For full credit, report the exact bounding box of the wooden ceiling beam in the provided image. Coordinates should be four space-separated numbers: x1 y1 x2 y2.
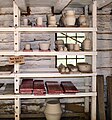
54 0 72 13
97 0 112 9
15 0 27 11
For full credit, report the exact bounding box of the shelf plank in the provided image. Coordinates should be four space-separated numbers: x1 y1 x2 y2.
17 27 97 32
0 92 97 99
0 51 15 55
0 27 15 32
0 50 97 56
0 73 15 78
16 50 97 56
16 72 97 78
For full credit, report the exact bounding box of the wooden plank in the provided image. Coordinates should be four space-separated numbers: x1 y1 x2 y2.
3 83 14 95
54 0 72 13
106 76 112 120
96 75 106 120
15 0 27 11
98 0 112 9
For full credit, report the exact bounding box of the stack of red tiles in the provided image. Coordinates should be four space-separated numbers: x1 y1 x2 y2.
20 79 33 94
61 81 79 93
33 80 46 95
46 81 63 94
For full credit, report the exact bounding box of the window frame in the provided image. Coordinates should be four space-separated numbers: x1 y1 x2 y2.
55 33 85 67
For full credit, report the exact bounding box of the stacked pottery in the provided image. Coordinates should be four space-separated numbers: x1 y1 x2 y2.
44 100 62 120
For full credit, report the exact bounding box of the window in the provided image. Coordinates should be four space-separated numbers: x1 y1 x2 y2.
56 33 85 67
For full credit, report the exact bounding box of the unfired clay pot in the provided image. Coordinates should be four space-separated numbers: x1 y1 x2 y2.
44 100 62 120
62 10 76 26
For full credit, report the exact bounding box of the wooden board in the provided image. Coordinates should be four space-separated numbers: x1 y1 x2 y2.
3 83 14 95
96 75 106 120
106 76 112 120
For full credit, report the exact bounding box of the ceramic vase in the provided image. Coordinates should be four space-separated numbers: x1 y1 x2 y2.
44 100 62 120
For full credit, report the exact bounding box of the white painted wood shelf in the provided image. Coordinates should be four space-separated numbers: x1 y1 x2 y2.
0 92 97 99
16 72 97 78
0 1 97 120
17 27 97 32
0 50 97 56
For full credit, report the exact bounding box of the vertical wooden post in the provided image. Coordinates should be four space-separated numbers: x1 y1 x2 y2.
15 98 20 120
91 1 97 120
13 1 21 120
97 75 106 120
106 76 112 120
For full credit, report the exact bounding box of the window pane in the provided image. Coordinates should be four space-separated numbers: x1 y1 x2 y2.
57 55 66 59
67 33 76 36
77 33 85 36
67 59 76 66
67 55 76 58
77 59 85 63
67 38 76 44
57 33 65 37
77 37 85 43
57 59 66 67
77 55 85 58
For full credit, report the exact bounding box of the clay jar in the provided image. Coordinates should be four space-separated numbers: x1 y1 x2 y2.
48 15 56 25
44 100 62 120
38 42 51 51
24 43 31 50
79 15 87 26
63 10 76 26
82 38 92 51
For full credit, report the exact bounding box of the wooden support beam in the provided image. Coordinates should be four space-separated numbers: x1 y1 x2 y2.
54 0 72 13
15 0 27 11
98 0 112 9
96 75 106 120
106 76 112 120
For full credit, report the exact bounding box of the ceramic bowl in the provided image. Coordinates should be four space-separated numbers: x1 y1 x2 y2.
39 42 50 51
77 63 92 73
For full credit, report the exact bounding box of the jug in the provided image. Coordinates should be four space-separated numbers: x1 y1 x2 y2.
62 10 76 26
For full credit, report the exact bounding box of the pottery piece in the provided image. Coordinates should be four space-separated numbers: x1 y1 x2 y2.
62 10 76 26
77 63 92 73
48 15 56 25
23 18 28 26
78 15 87 26
67 44 74 51
73 44 80 51
37 17 43 26
39 42 51 51
44 100 62 120
55 40 64 45
24 43 31 50
82 37 92 51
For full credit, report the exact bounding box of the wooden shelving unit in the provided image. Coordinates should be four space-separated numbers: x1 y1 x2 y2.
0 0 97 120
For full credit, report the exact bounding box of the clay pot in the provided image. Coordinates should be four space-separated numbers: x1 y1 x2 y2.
79 15 87 24
82 37 92 51
48 15 56 25
77 63 92 73
62 10 76 26
44 100 62 120
38 42 51 51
